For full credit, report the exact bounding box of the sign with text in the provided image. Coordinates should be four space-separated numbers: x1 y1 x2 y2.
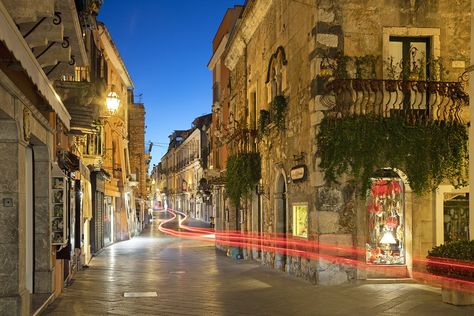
290 165 307 182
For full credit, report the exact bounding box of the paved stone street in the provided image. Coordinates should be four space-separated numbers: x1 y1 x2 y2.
43 213 474 316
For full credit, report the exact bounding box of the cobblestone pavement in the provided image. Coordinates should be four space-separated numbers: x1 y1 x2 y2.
43 212 474 316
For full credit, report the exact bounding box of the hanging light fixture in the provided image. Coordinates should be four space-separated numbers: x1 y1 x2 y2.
106 91 120 113
380 230 397 245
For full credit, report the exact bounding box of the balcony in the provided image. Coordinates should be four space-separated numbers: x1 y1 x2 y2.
54 77 106 131
321 79 468 123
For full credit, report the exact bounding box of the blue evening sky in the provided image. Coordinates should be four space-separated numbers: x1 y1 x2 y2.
98 1 244 168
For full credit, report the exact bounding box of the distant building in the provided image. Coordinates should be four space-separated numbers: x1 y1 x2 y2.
157 114 212 221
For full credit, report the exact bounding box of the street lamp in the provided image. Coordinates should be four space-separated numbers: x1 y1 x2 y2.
106 91 120 113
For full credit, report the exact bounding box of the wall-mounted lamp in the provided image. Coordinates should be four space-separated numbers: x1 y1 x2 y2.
106 91 120 113
293 152 305 162
256 183 270 200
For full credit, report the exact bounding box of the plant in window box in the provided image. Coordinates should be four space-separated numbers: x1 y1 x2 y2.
355 55 378 80
427 240 474 305
258 109 271 136
271 95 287 131
332 55 352 79
428 57 450 81
384 57 399 92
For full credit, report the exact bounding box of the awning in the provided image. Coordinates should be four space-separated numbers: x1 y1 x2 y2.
0 1 71 128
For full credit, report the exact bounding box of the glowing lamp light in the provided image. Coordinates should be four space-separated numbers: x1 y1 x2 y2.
380 231 397 245
106 91 120 113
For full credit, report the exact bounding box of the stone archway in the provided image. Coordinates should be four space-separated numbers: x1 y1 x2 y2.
274 172 287 271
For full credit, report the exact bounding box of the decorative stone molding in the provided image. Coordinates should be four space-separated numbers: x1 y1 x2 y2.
225 0 274 70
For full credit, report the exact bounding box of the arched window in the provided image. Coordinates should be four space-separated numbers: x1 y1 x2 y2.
266 46 287 101
366 169 405 265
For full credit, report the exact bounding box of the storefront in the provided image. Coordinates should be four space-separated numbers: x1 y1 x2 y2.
91 170 108 254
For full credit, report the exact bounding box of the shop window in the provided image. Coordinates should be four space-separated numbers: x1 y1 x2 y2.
293 203 308 238
366 175 405 265
443 193 470 242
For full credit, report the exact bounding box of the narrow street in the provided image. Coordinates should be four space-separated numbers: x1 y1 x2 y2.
43 212 474 316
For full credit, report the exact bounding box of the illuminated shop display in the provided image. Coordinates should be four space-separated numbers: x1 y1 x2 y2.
52 176 67 245
366 178 405 265
293 203 308 238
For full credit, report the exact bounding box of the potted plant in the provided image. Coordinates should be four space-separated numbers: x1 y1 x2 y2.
427 240 474 305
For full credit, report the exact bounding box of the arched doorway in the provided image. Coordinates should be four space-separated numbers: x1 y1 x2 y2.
366 169 406 268
275 173 287 270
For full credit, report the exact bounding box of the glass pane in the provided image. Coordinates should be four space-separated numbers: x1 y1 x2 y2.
293 204 308 238
443 193 470 242
410 42 427 80
367 177 405 265
388 41 403 79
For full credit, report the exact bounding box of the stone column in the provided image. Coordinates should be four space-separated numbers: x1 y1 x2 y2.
0 118 29 315
33 144 53 293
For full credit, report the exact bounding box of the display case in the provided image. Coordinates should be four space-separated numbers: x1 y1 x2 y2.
51 176 67 245
366 177 405 265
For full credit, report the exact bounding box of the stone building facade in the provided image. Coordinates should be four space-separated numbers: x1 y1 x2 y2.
212 0 472 285
208 5 244 250
0 0 93 314
156 114 213 221
0 1 147 314
128 96 149 230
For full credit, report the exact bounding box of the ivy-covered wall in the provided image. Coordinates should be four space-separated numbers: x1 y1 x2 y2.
219 0 470 285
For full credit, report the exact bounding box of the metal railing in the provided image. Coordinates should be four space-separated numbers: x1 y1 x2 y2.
321 79 468 123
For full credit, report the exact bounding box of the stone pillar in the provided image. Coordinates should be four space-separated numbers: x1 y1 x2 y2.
33 144 53 293
0 118 29 315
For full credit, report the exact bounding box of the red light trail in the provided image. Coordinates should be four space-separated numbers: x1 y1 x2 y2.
156 208 474 294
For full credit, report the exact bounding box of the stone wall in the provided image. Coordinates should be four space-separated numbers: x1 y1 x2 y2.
221 0 470 285
128 103 146 198
0 71 55 315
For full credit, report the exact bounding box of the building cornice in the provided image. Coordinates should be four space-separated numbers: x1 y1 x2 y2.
98 23 134 89
224 0 273 70
208 34 229 70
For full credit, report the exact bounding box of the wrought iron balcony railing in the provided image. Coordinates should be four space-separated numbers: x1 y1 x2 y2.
321 79 469 123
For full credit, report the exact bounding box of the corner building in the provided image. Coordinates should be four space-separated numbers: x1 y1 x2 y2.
214 0 472 284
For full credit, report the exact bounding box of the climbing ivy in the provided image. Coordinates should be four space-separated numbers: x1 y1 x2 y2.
226 152 261 208
316 115 468 195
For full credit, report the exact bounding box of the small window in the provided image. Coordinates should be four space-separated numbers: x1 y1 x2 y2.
388 36 431 80
293 203 308 238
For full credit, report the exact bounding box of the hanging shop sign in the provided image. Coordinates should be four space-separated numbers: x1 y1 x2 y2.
290 165 307 182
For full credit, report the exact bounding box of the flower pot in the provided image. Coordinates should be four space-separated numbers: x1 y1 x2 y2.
442 280 474 305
